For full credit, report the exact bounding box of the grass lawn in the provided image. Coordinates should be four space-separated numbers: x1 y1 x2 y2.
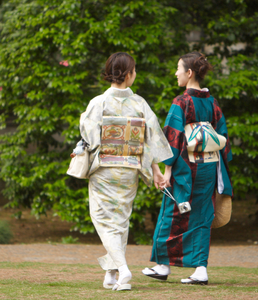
0 263 257 299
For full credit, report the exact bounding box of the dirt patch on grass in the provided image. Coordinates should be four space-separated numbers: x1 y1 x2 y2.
0 198 257 245
0 262 257 300
0 208 101 245
0 266 102 283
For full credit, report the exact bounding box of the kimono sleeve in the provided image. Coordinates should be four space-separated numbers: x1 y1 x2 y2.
144 104 173 164
162 99 186 166
79 96 103 152
213 100 233 196
215 110 232 163
139 100 173 187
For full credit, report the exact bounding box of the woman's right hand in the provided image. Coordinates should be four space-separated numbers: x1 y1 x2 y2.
70 153 76 158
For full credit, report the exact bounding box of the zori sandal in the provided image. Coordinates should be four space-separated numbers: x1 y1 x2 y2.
142 268 168 281
181 277 208 285
112 282 131 291
103 281 116 289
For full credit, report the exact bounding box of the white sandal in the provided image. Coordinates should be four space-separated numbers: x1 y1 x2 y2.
112 264 132 291
142 267 169 281
103 281 116 289
112 282 131 291
103 270 117 289
181 277 208 285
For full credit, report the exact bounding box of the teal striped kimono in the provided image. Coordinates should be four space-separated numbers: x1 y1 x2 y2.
150 88 233 268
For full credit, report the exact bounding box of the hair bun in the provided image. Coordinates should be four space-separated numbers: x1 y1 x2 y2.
102 52 135 84
180 52 213 82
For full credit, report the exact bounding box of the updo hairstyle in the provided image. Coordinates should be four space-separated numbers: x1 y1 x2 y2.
103 52 135 84
180 52 213 83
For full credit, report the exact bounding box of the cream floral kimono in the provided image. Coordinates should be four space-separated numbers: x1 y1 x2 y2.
80 87 173 270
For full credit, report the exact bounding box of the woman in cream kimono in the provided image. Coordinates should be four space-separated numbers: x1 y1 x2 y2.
77 52 173 291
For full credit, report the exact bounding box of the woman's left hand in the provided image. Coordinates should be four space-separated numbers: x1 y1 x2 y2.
152 163 166 189
153 172 166 190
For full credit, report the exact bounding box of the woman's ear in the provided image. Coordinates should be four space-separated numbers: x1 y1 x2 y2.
124 72 131 85
125 72 131 80
188 69 193 78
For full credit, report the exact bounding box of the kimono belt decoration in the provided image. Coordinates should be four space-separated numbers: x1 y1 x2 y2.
99 116 146 169
185 122 226 163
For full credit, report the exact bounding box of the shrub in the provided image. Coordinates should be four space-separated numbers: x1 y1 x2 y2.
0 0 258 244
61 235 78 244
0 220 13 244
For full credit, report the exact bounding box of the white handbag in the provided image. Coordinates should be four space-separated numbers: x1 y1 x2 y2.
67 149 89 179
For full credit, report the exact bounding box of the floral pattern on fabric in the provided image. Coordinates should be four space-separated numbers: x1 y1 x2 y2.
99 154 141 169
89 167 139 270
100 116 145 167
79 87 173 186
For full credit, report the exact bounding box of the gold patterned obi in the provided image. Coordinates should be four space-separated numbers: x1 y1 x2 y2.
99 116 146 169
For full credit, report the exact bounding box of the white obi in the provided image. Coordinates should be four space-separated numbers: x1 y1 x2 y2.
185 122 226 163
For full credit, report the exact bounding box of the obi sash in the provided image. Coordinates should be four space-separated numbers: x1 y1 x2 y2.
99 116 146 169
185 122 226 163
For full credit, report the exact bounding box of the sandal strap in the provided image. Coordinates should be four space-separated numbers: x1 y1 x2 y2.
149 268 159 275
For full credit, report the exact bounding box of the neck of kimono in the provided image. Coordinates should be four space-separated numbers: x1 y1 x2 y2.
111 82 127 89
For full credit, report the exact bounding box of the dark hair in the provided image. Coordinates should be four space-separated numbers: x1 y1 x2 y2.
102 52 135 84
179 52 213 83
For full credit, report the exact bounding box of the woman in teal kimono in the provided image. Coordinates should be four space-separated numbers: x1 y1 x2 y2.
76 52 173 291
142 52 233 285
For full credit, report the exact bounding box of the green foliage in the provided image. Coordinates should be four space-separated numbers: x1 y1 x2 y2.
0 0 258 244
61 235 78 244
0 220 13 244
0 0 178 242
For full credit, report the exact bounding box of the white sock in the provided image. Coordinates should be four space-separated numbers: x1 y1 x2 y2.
191 266 208 281
104 269 117 285
117 264 132 285
152 264 171 275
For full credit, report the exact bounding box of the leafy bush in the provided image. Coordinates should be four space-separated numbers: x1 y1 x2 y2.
0 220 13 244
61 235 79 244
0 0 178 243
0 0 258 244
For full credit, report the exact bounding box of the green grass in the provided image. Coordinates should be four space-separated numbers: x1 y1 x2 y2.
0 263 257 299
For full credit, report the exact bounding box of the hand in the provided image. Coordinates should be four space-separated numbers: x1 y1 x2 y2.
163 165 172 188
70 153 76 158
153 172 166 190
152 163 166 190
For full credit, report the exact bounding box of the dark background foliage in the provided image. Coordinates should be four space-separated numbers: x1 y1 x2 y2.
0 0 257 244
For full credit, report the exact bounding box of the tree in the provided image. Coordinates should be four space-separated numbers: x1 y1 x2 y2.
0 0 258 244
0 0 178 243
168 0 258 200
